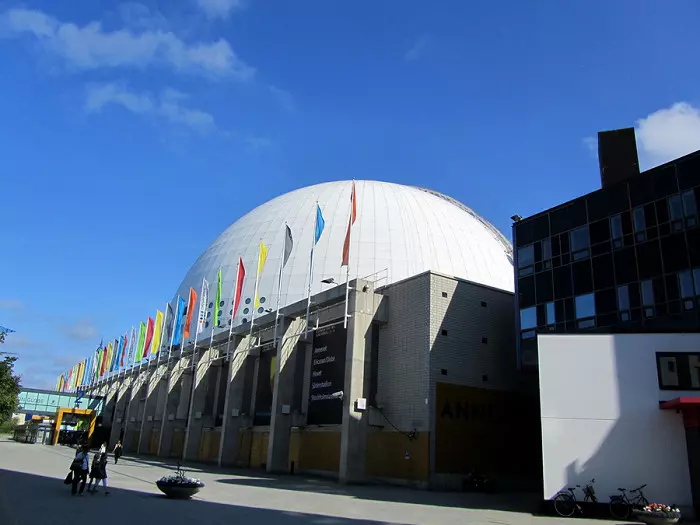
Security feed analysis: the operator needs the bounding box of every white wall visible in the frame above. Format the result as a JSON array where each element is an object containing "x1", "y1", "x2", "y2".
[{"x1": 538, "y1": 333, "x2": 698, "y2": 508}]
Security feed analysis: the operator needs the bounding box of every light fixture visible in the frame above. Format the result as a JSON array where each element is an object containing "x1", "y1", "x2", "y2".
[
  {"x1": 511, "y1": 214, "x2": 522, "y2": 222},
  {"x1": 321, "y1": 277, "x2": 335, "y2": 284},
  {"x1": 264, "y1": 308, "x2": 272, "y2": 313}
]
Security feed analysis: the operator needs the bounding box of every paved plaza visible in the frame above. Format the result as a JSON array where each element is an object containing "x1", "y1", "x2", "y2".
[{"x1": 0, "y1": 437, "x2": 614, "y2": 525}]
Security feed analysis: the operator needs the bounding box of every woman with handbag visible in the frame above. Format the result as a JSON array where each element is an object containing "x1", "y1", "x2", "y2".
[
  {"x1": 70, "y1": 445, "x2": 90, "y2": 496},
  {"x1": 87, "y1": 452, "x2": 110, "y2": 495}
]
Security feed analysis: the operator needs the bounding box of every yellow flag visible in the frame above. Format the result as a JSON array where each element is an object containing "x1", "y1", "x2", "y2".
[
  {"x1": 152, "y1": 310, "x2": 164, "y2": 355},
  {"x1": 106, "y1": 341, "x2": 113, "y2": 370},
  {"x1": 254, "y1": 241, "x2": 268, "y2": 308}
]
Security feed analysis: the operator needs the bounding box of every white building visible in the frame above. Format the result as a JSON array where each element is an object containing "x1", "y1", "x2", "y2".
[{"x1": 538, "y1": 333, "x2": 700, "y2": 516}]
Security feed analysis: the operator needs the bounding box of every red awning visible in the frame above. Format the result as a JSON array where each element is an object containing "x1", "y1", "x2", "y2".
[{"x1": 660, "y1": 397, "x2": 700, "y2": 410}]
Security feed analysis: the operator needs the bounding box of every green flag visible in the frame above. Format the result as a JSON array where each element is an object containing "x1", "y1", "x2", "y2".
[
  {"x1": 214, "y1": 267, "x2": 222, "y2": 327},
  {"x1": 136, "y1": 321, "x2": 146, "y2": 362}
]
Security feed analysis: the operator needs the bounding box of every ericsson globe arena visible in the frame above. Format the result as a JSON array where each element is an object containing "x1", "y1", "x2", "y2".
[{"x1": 173, "y1": 180, "x2": 514, "y2": 335}]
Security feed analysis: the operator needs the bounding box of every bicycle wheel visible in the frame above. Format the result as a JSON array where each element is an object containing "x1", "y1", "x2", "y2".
[
  {"x1": 554, "y1": 492, "x2": 577, "y2": 518},
  {"x1": 609, "y1": 498, "x2": 631, "y2": 520}
]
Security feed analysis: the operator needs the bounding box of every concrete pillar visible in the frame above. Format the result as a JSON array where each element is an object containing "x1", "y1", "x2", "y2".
[
  {"x1": 183, "y1": 346, "x2": 220, "y2": 461},
  {"x1": 266, "y1": 317, "x2": 305, "y2": 473},
  {"x1": 156, "y1": 358, "x2": 189, "y2": 457},
  {"x1": 339, "y1": 280, "x2": 375, "y2": 484},
  {"x1": 218, "y1": 335, "x2": 252, "y2": 466},
  {"x1": 136, "y1": 362, "x2": 168, "y2": 455},
  {"x1": 123, "y1": 373, "x2": 148, "y2": 452},
  {"x1": 109, "y1": 376, "x2": 133, "y2": 446}
]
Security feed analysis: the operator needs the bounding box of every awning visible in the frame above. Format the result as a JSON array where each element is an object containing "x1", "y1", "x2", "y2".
[
  {"x1": 660, "y1": 397, "x2": 700, "y2": 410},
  {"x1": 660, "y1": 397, "x2": 700, "y2": 428}
]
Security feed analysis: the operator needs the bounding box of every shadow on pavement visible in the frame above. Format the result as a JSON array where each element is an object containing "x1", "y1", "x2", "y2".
[
  {"x1": 0, "y1": 468, "x2": 404, "y2": 525},
  {"x1": 42, "y1": 450, "x2": 542, "y2": 516}
]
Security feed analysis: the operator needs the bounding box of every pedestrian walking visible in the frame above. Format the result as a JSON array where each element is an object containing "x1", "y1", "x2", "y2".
[
  {"x1": 70, "y1": 445, "x2": 90, "y2": 496},
  {"x1": 87, "y1": 452, "x2": 110, "y2": 495},
  {"x1": 98, "y1": 442, "x2": 107, "y2": 454},
  {"x1": 113, "y1": 440, "x2": 123, "y2": 464}
]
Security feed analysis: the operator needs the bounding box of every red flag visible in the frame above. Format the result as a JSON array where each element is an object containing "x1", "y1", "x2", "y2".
[
  {"x1": 342, "y1": 181, "x2": 357, "y2": 266},
  {"x1": 100, "y1": 347, "x2": 107, "y2": 377},
  {"x1": 120, "y1": 333, "x2": 128, "y2": 367},
  {"x1": 143, "y1": 317, "x2": 155, "y2": 357},
  {"x1": 184, "y1": 287, "x2": 197, "y2": 339},
  {"x1": 233, "y1": 257, "x2": 246, "y2": 319}
]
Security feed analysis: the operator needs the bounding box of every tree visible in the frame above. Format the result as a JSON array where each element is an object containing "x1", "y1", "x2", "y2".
[{"x1": 0, "y1": 331, "x2": 21, "y2": 425}]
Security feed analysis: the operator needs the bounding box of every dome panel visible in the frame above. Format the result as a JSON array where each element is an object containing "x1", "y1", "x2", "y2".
[{"x1": 174, "y1": 181, "x2": 514, "y2": 337}]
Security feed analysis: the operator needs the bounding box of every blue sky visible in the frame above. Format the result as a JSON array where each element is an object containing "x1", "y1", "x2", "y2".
[{"x1": 1, "y1": 0, "x2": 700, "y2": 388}]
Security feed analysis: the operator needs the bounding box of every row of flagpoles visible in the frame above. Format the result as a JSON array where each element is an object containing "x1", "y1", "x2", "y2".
[{"x1": 56, "y1": 182, "x2": 359, "y2": 394}]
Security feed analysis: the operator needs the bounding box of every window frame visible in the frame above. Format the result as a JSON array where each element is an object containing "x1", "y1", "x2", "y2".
[
  {"x1": 656, "y1": 352, "x2": 700, "y2": 391},
  {"x1": 633, "y1": 207, "x2": 646, "y2": 241},
  {"x1": 570, "y1": 226, "x2": 590, "y2": 261}
]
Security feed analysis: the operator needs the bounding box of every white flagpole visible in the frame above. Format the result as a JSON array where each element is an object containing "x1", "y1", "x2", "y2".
[
  {"x1": 157, "y1": 298, "x2": 179, "y2": 456},
  {"x1": 249, "y1": 242, "x2": 263, "y2": 347},
  {"x1": 225, "y1": 261, "x2": 241, "y2": 361},
  {"x1": 273, "y1": 224, "x2": 287, "y2": 345},
  {"x1": 344, "y1": 182, "x2": 355, "y2": 329},
  {"x1": 305, "y1": 205, "x2": 319, "y2": 336}
]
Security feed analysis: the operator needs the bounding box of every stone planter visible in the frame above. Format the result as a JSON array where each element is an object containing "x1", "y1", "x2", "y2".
[
  {"x1": 156, "y1": 480, "x2": 205, "y2": 499},
  {"x1": 632, "y1": 509, "x2": 681, "y2": 525}
]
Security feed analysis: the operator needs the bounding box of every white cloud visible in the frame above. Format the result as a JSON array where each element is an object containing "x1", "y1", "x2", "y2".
[
  {"x1": 269, "y1": 85, "x2": 295, "y2": 112},
  {"x1": 635, "y1": 102, "x2": 700, "y2": 169},
  {"x1": 0, "y1": 7, "x2": 255, "y2": 80},
  {"x1": 404, "y1": 35, "x2": 430, "y2": 62},
  {"x1": 582, "y1": 136, "x2": 598, "y2": 157},
  {"x1": 197, "y1": 0, "x2": 245, "y2": 20},
  {"x1": 0, "y1": 299, "x2": 24, "y2": 311},
  {"x1": 61, "y1": 318, "x2": 99, "y2": 341},
  {"x1": 85, "y1": 83, "x2": 216, "y2": 133}
]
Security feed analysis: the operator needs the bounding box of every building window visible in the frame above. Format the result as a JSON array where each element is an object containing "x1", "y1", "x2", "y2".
[
  {"x1": 442, "y1": 292, "x2": 448, "y2": 298},
  {"x1": 641, "y1": 279, "x2": 654, "y2": 317},
  {"x1": 441, "y1": 329, "x2": 448, "y2": 336},
  {"x1": 518, "y1": 244, "x2": 534, "y2": 276},
  {"x1": 633, "y1": 207, "x2": 646, "y2": 241},
  {"x1": 679, "y1": 270, "x2": 696, "y2": 310},
  {"x1": 683, "y1": 190, "x2": 698, "y2": 227},
  {"x1": 575, "y1": 293, "x2": 596, "y2": 328},
  {"x1": 520, "y1": 306, "x2": 536, "y2": 339},
  {"x1": 610, "y1": 214, "x2": 623, "y2": 248},
  {"x1": 482, "y1": 337, "x2": 488, "y2": 344},
  {"x1": 545, "y1": 302, "x2": 555, "y2": 326},
  {"x1": 669, "y1": 194, "x2": 684, "y2": 232},
  {"x1": 570, "y1": 226, "x2": 590, "y2": 260},
  {"x1": 694, "y1": 268, "x2": 700, "y2": 296},
  {"x1": 617, "y1": 285, "x2": 630, "y2": 321},
  {"x1": 657, "y1": 352, "x2": 700, "y2": 390},
  {"x1": 541, "y1": 238, "x2": 552, "y2": 269}
]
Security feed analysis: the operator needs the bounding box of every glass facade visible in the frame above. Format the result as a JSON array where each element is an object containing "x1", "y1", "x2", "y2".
[
  {"x1": 515, "y1": 152, "x2": 700, "y2": 367},
  {"x1": 17, "y1": 388, "x2": 104, "y2": 416}
]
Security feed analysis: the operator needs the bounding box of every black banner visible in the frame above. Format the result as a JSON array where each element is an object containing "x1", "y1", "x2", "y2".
[
  {"x1": 253, "y1": 345, "x2": 276, "y2": 426},
  {"x1": 307, "y1": 324, "x2": 347, "y2": 425}
]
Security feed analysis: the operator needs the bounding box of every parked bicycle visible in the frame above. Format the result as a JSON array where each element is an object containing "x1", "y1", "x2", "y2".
[
  {"x1": 609, "y1": 484, "x2": 650, "y2": 520},
  {"x1": 553, "y1": 479, "x2": 598, "y2": 517}
]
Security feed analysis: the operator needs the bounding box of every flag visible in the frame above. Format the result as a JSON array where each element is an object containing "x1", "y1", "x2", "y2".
[
  {"x1": 173, "y1": 296, "x2": 187, "y2": 346},
  {"x1": 197, "y1": 278, "x2": 209, "y2": 334},
  {"x1": 254, "y1": 242, "x2": 268, "y2": 309},
  {"x1": 283, "y1": 224, "x2": 294, "y2": 267},
  {"x1": 342, "y1": 181, "x2": 357, "y2": 266},
  {"x1": 184, "y1": 288, "x2": 197, "y2": 340},
  {"x1": 152, "y1": 310, "x2": 164, "y2": 356},
  {"x1": 214, "y1": 268, "x2": 222, "y2": 327},
  {"x1": 119, "y1": 335, "x2": 127, "y2": 367},
  {"x1": 128, "y1": 326, "x2": 136, "y2": 363},
  {"x1": 57, "y1": 374, "x2": 63, "y2": 392},
  {"x1": 106, "y1": 342, "x2": 113, "y2": 373},
  {"x1": 136, "y1": 321, "x2": 146, "y2": 362},
  {"x1": 231, "y1": 258, "x2": 245, "y2": 322},
  {"x1": 144, "y1": 317, "x2": 155, "y2": 358},
  {"x1": 165, "y1": 303, "x2": 174, "y2": 352},
  {"x1": 315, "y1": 204, "x2": 325, "y2": 245},
  {"x1": 111, "y1": 338, "x2": 119, "y2": 372}
]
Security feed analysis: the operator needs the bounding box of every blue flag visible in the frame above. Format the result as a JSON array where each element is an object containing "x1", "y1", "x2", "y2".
[
  {"x1": 172, "y1": 296, "x2": 186, "y2": 346},
  {"x1": 314, "y1": 204, "x2": 325, "y2": 245}
]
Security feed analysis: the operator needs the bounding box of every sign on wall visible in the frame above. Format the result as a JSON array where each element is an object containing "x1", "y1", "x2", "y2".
[{"x1": 307, "y1": 324, "x2": 347, "y2": 425}]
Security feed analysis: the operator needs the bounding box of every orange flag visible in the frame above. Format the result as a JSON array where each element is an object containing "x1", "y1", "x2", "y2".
[
  {"x1": 342, "y1": 181, "x2": 357, "y2": 266},
  {"x1": 184, "y1": 287, "x2": 197, "y2": 339}
]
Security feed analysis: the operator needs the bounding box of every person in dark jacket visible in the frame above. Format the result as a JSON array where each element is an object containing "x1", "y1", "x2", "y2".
[
  {"x1": 70, "y1": 445, "x2": 90, "y2": 496},
  {"x1": 113, "y1": 441, "x2": 123, "y2": 464},
  {"x1": 87, "y1": 452, "x2": 110, "y2": 495}
]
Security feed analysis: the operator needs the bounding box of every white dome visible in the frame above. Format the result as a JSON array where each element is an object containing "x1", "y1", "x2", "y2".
[{"x1": 173, "y1": 180, "x2": 514, "y2": 333}]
